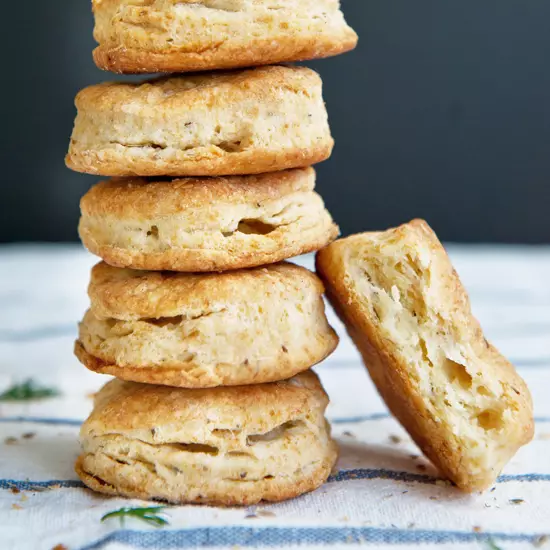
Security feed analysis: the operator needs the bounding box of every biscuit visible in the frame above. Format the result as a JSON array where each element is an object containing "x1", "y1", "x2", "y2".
[
  {"x1": 92, "y1": 0, "x2": 357, "y2": 74},
  {"x1": 316, "y1": 219, "x2": 533, "y2": 492},
  {"x1": 76, "y1": 261, "x2": 338, "y2": 387},
  {"x1": 66, "y1": 66, "x2": 333, "y2": 177},
  {"x1": 76, "y1": 372, "x2": 338, "y2": 505},
  {"x1": 79, "y1": 168, "x2": 339, "y2": 272}
]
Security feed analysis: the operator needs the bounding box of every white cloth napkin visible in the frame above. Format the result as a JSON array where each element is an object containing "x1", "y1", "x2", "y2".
[{"x1": 0, "y1": 246, "x2": 549, "y2": 550}]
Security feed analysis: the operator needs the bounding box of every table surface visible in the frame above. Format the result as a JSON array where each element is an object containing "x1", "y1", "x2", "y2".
[{"x1": 0, "y1": 245, "x2": 549, "y2": 550}]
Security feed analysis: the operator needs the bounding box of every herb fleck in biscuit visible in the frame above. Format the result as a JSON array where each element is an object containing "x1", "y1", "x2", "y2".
[
  {"x1": 316, "y1": 219, "x2": 533, "y2": 492},
  {"x1": 79, "y1": 168, "x2": 338, "y2": 272},
  {"x1": 76, "y1": 262, "x2": 338, "y2": 388},
  {"x1": 76, "y1": 372, "x2": 338, "y2": 505},
  {"x1": 66, "y1": 66, "x2": 333, "y2": 177},
  {"x1": 92, "y1": 0, "x2": 357, "y2": 74}
]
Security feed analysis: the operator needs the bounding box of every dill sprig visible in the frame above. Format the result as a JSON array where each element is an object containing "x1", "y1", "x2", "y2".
[
  {"x1": 101, "y1": 506, "x2": 169, "y2": 528},
  {"x1": 486, "y1": 539, "x2": 503, "y2": 550},
  {"x1": 0, "y1": 380, "x2": 60, "y2": 401}
]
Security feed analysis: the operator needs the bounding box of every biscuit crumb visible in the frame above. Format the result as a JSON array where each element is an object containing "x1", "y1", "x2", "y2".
[
  {"x1": 257, "y1": 510, "x2": 276, "y2": 518},
  {"x1": 22, "y1": 432, "x2": 36, "y2": 439},
  {"x1": 533, "y1": 535, "x2": 549, "y2": 547},
  {"x1": 509, "y1": 498, "x2": 524, "y2": 505},
  {"x1": 389, "y1": 435, "x2": 402, "y2": 444},
  {"x1": 4, "y1": 437, "x2": 17, "y2": 445},
  {"x1": 12, "y1": 504, "x2": 22, "y2": 510}
]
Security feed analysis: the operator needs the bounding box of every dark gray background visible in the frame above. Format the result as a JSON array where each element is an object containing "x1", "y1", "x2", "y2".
[{"x1": 2, "y1": 1, "x2": 550, "y2": 243}]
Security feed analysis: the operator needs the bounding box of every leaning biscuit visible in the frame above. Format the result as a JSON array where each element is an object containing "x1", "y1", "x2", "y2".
[
  {"x1": 79, "y1": 168, "x2": 339, "y2": 272},
  {"x1": 66, "y1": 66, "x2": 333, "y2": 177},
  {"x1": 92, "y1": 0, "x2": 357, "y2": 74},
  {"x1": 316, "y1": 219, "x2": 533, "y2": 492},
  {"x1": 76, "y1": 372, "x2": 338, "y2": 505},
  {"x1": 76, "y1": 261, "x2": 338, "y2": 388}
]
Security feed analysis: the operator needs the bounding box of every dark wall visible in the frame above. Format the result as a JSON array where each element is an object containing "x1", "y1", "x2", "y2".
[{"x1": 2, "y1": 1, "x2": 550, "y2": 243}]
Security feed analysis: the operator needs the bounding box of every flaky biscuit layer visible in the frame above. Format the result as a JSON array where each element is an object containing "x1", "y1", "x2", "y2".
[{"x1": 76, "y1": 373, "x2": 338, "y2": 505}]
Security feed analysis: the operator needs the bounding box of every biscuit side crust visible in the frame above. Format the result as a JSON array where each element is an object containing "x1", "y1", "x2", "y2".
[
  {"x1": 77, "y1": 262, "x2": 339, "y2": 387},
  {"x1": 76, "y1": 373, "x2": 338, "y2": 505},
  {"x1": 76, "y1": 450, "x2": 337, "y2": 505},
  {"x1": 79, "y1": 170, "x2": 339, "y2": 271},
  {"x1": 92, "y1": 0, "x2": 357, "y2": 74},
  {"x1": 66, "y1": 66, "x2": 333, "y2": 176}
]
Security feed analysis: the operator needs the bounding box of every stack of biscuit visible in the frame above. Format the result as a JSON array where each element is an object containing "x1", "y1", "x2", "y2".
[{"x1": 66, "y1": 0, "x2": 357, "y2": 505}]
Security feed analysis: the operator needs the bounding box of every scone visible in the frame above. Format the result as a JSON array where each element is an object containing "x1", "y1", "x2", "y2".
[
  {"x1": 316, "y1": 219, "x2": 533, "y2": 492},
  {"x1": 76, "y1": 372, "x2": 338, "y2": 505},
  {"x1": 92, "y1": 0, "x2": 358, "y2": 74},
  {"x1": 79, "y1": 168, "x2": 338, "y2": 272},
  {"x1": 66, "y1": 66, "x2": 333, "y2": 177},
  {"x1": 76, "y1": 261, "x2": 338, "y2": 387}
]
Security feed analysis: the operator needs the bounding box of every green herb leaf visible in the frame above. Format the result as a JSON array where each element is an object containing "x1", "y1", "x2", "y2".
[
  {"x1": 0, "y1": 380, "x2": 60, "y2": 401},
  {"x1": 101, "y1": 506, "x2": 169, "y2": 528},
  {"x1": 486, "y1": 539, "x2": 503, "y2": 550}
]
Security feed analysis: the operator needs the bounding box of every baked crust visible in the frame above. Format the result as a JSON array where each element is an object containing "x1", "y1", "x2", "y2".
[
  {"x1": 316, "y1": 219, "x2": 534, "y2": 492},
  {"x1": 66, "y1": 66, "x2": 333, "y2": 177},
  {"x1": 76, "y1": 262, "x2": 338, "y2": 387},
  {"x1": 92, "y1": 0, "x2": 357, "y2": 74},
  {"x1": 79, "y1": 168, "x2": 339, "y2": 272},
  {"x1": 76, "y1": 373, "x2": 338, "y2": 505}
]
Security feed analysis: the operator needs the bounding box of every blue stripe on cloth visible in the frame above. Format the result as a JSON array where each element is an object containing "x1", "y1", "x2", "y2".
[
  {"x1": 0, "y1": 325, "x2": 76, "y2": 342},
  {"x1": 3, "y1": 470, "x2": 550, "y2": 493},
  {"x1": 80, "y1": 527, "x2": 545, "y2": 550},
  {"x1": 0, "y1": 417, "x2": 83, "y2": 426},
  {"x1": 330, "y1": 413, "x2": 391, "y2": 423},
  {"x1": 330, "y1": 469, "x2": 550, "y2": 485},
  {"x1": 334, "y1": 415, "x2": 550, "y2": 424},
  {"x1": 0, "y1": 479, "x2": 84, "y2": 490},
  {"x1": 510, "y1": 358, "x2": 550, "y2": 368},
  {"x1": 328, "y1": 469, "x2": 439, "y2": 484},
  {"x1": 2, "y1": 415, "x2": 550, "y2": 426}
]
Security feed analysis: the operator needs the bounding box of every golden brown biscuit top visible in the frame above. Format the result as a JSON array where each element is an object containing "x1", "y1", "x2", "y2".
[
  {"x1": 75, "y1": 66, "x2": 321, "y2": 111},
  {"x1": 83, "y1": 371, "x2": 328, "y2": 440},
  {"x1": 81, "y1": 168, "x2": 315, "y2": 218},
  {"x1": 89, "y1": 261, "x2": 324, "y2": 320}
]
